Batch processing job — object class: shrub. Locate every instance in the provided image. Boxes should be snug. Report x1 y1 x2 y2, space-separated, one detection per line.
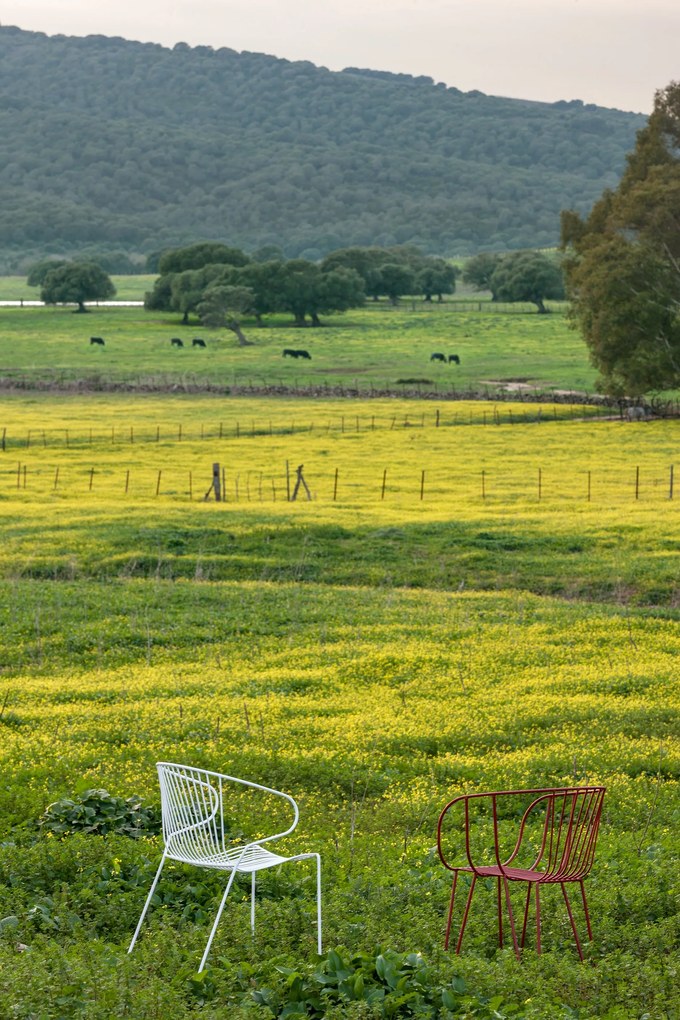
250 947 521 1018
39 789 159 839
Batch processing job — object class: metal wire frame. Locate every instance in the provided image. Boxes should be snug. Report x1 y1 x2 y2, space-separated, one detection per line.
128 762 322 971
437 786 606 960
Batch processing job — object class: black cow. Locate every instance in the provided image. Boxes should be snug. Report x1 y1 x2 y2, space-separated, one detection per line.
90 336 105 346
171 337 184 348
448 354 460 365
283 348 312 359
192 338 206 348
430 352 446 362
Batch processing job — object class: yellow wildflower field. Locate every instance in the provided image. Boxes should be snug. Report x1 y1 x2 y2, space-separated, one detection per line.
0 392 678 1017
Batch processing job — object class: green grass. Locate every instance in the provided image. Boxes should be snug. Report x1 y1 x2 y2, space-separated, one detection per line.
0 300 595 395
0 274 156 302
0 303 678 1018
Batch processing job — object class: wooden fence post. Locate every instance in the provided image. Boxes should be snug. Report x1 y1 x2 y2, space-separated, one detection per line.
333 468 339 501
670 464 674 501
291 464 312 501
381 468 387 501
204 463 222 502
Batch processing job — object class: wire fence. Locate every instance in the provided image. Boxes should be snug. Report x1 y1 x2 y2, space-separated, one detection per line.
4 459 678 507
0 404 616 452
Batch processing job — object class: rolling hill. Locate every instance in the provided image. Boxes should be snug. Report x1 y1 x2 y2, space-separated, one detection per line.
0 25 646 266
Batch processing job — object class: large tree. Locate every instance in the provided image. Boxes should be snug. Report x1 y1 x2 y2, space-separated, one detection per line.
462 252 503 298
417 257 459 302
274 259 365 326
489 251 564 313
561 81 680 396
40 262 115 312
197 284 255 345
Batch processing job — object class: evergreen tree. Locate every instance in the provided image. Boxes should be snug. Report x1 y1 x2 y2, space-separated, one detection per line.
561 81 680 396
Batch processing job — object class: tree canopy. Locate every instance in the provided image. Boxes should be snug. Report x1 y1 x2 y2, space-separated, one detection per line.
462 253 503 297
561 81 680 396
320 246 457 303
39 262 116 312
0 26 646 270
145 242 365 331
489 251 565 313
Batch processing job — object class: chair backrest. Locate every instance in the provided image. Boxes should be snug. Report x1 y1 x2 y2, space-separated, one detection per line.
511 786 605 880
156 762 299 861
438 786 605 881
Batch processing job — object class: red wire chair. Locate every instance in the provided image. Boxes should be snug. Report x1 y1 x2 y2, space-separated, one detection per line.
437 786 605 960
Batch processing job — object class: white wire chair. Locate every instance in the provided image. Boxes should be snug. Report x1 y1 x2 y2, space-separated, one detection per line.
128 762 322 971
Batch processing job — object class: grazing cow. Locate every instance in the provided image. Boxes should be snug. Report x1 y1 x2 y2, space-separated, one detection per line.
170 337 184 348
430 352 446 362
448 354 460 365
625 405 649 422
283 348 311 359
192 338 206 348
90 336 105 346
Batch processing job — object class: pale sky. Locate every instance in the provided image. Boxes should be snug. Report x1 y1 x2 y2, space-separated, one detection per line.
1 0 677 113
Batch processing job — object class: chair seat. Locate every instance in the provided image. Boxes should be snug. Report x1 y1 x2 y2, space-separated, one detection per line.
457 864 557 883
167 842 310 872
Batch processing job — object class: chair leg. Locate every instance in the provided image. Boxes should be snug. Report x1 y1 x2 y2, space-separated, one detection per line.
561 883 584 961
455 873 477 954
251 872 256 936
497 876 504 947
501 876 520 960
128 852 167 954
198 868 239 973
444 871 458 950
314 853 322 955
520 883 532 949
535 883 542 955
579 879 593 941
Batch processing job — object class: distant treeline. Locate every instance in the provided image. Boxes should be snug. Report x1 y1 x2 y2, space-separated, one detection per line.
0 26 645 270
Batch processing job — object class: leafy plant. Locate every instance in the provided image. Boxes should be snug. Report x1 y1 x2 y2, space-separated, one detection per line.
251 947 522 1018
39 789 159 839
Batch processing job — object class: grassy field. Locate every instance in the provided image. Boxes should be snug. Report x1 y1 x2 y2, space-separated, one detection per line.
0 274 157 302
0 385 678 1018
0 299 593 396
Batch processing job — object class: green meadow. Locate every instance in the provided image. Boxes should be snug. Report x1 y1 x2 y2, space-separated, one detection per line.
0 294 589 396
0 297 678 1019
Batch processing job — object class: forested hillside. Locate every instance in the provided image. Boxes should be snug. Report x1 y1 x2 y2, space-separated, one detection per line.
0 25 645 267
